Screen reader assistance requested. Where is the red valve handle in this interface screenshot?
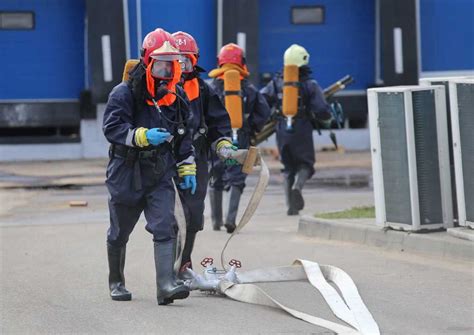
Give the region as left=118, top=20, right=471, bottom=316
left=200, top=257, right=214, bottom=267
left=229, top=259, right=242, bottom=268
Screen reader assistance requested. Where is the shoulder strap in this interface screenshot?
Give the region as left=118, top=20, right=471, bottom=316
left=197, top=78, right=208, bottom=132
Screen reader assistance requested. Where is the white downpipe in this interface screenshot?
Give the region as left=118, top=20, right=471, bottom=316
left=122, top=0, right=131, bottom=60
left=415, top=0, right=421, bottom=78
left=101, top=35, right=113, bottom=82
left=237, top=32, right=246, bottom=53
left=136, top=0, right=142, bottom=55
left=375, top=0, right=382, bottom=84
left=393, top=27, right=404, bottom=74
left=217, top=0, right=223, bottom=51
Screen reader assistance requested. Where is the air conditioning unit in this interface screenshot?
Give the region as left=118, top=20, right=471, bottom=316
left=449, top=79, right=474, bottom=228
left=368, top=86, right=453, bottom=231
left=418, top=76, right=467, bottom=223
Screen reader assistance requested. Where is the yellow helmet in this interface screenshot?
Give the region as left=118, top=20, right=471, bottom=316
left=283, top=44, right=310, bottom=67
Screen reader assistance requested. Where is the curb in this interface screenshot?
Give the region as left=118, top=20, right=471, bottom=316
left=298, top=216, right=474, bottom=262
left=447, top=227, right=474, bottom=242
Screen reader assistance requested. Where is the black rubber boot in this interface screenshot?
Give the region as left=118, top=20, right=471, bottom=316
left=171, top=239, right=184, bottom=285
left=178, top=232, right=196, bottom=280
left=154, top=240, right=190, bottom=305
left=225, top=186, right=242, bottom=234
left=107, top=244, right=132, bottom=301
left=209, top=189, right=223, bottom=230
left=291, top=168, right=311, bottom=211
left=284, top=174, right=298, bottom=216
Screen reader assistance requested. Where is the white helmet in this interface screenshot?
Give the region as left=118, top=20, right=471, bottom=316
left=283, top=44, right=310, bottom=67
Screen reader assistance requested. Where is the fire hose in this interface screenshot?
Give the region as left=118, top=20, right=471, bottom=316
left=173, top=150, right=380, bottom=335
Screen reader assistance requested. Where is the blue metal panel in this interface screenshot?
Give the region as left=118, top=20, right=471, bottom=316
left=0, top=0, right=85, bottom=100
left=420, top=0, right=474, bottom=71
left=140, top=0, right=216, bottom=75
left=259, top=0, right=375, bottom=89
left=127, top=0, right=139, bottom=59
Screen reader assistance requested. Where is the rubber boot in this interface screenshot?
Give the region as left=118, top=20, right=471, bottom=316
left=107, top=244, right=132, bottom=301
left=209, top=189, right=223, bottom=231
left=284, top=174, right=298, bottom=216
left=154, top=240, right=190, bottom=305
left=291, top=168, right=311, bottom=211
left=171, top=238, right=184, bottom=285
left=225, top=186, right=242, bottom=234
left=178, top=231, right=196, bottom=280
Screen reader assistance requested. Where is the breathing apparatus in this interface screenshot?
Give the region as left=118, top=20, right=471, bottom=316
left=142, top=60, right=188, bottom=137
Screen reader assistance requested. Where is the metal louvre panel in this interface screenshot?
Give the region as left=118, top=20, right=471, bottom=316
left=378, top=92, right=412, bottom=224
left=431, top=80, right=458, bottom=223
left=457, top=83, right=474, bottom=221
left=412, top=90, right=443, bottom=225
left=432, top=81, right=454, bottom=159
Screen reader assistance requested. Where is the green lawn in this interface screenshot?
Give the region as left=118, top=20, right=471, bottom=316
left=315, top=206, right=375, bottom=219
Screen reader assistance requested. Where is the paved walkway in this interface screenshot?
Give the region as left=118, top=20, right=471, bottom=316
left=0, top=151, right=371, bottom=189
left=1, top=151, right=473, bottom=334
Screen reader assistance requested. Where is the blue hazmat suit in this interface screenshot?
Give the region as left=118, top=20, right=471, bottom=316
left=103, top=80, right=194, bottom=246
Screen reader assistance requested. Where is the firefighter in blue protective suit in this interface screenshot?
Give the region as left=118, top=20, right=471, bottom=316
left=260, top=44, right=332, bottom=216
left=103, top=28, right=196, bottom=306
left=171, top=31, right=234, bottom=274
left=208, top=43, right=271, bottom=233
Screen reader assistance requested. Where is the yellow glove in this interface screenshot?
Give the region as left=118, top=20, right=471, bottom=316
left=216, top=139, right=238, bottom=158
left=216, top=139, right=233, bottom=152
left=177, top=163, right=197, bottom=177
left=216, top=139, right=239, bottom=165
left=134, top=127, right=149, bottom=147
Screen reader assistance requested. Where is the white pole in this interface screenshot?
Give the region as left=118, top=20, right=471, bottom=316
left=217, top=0, right=223, bottom=51
left=136, top=0, right=142, bottom=55
left=101, top=35, right=113, bottom=82
left=237, top=32, right=246, bottom=53
left=393, top=27, right=404, bottom=74
left=122, top=0, right=131, bottom=60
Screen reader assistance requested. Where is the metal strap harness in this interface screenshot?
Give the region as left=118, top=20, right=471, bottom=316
left=223, top=90, right=243, bottom=97
left=173, top=151, right=380, bottom=335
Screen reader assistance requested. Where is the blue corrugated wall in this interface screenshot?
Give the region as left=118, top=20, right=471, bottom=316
left=259, top=0, right=375, bottom=90
left=420, top=0, right=474, bottom=72
left=127, top=0, right=139, bottom=59
left=129, top=0, right=217, bottom=75
left=0, top=0, right=85, bottom=100
left=0, top=0, right=472, bottom=101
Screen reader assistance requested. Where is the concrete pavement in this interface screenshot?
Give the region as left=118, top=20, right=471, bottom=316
left=1, top=152, right=473, bottom=334
left=0, top=151, right=371, bottom=189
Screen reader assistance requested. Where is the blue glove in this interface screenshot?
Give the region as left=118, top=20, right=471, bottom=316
left=179, top=175, right=197, bottom=195
left=146, top=128, right=170, bottom=146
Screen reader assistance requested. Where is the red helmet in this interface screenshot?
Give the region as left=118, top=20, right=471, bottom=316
left=218, top=43, right=245, bottom=66
left=172, top=31, right=199, bottom=55
left=141, top=28, right=180, bottom=66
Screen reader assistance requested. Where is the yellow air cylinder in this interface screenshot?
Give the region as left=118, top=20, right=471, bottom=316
left=224, top=70, right=243, bottom=143
left=282, top=64, right=299, bottom=118
left=122, top=59, right=139, bottom=81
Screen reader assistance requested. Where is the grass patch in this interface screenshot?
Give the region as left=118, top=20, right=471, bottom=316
left=315, top=206, right=375, bottom=219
